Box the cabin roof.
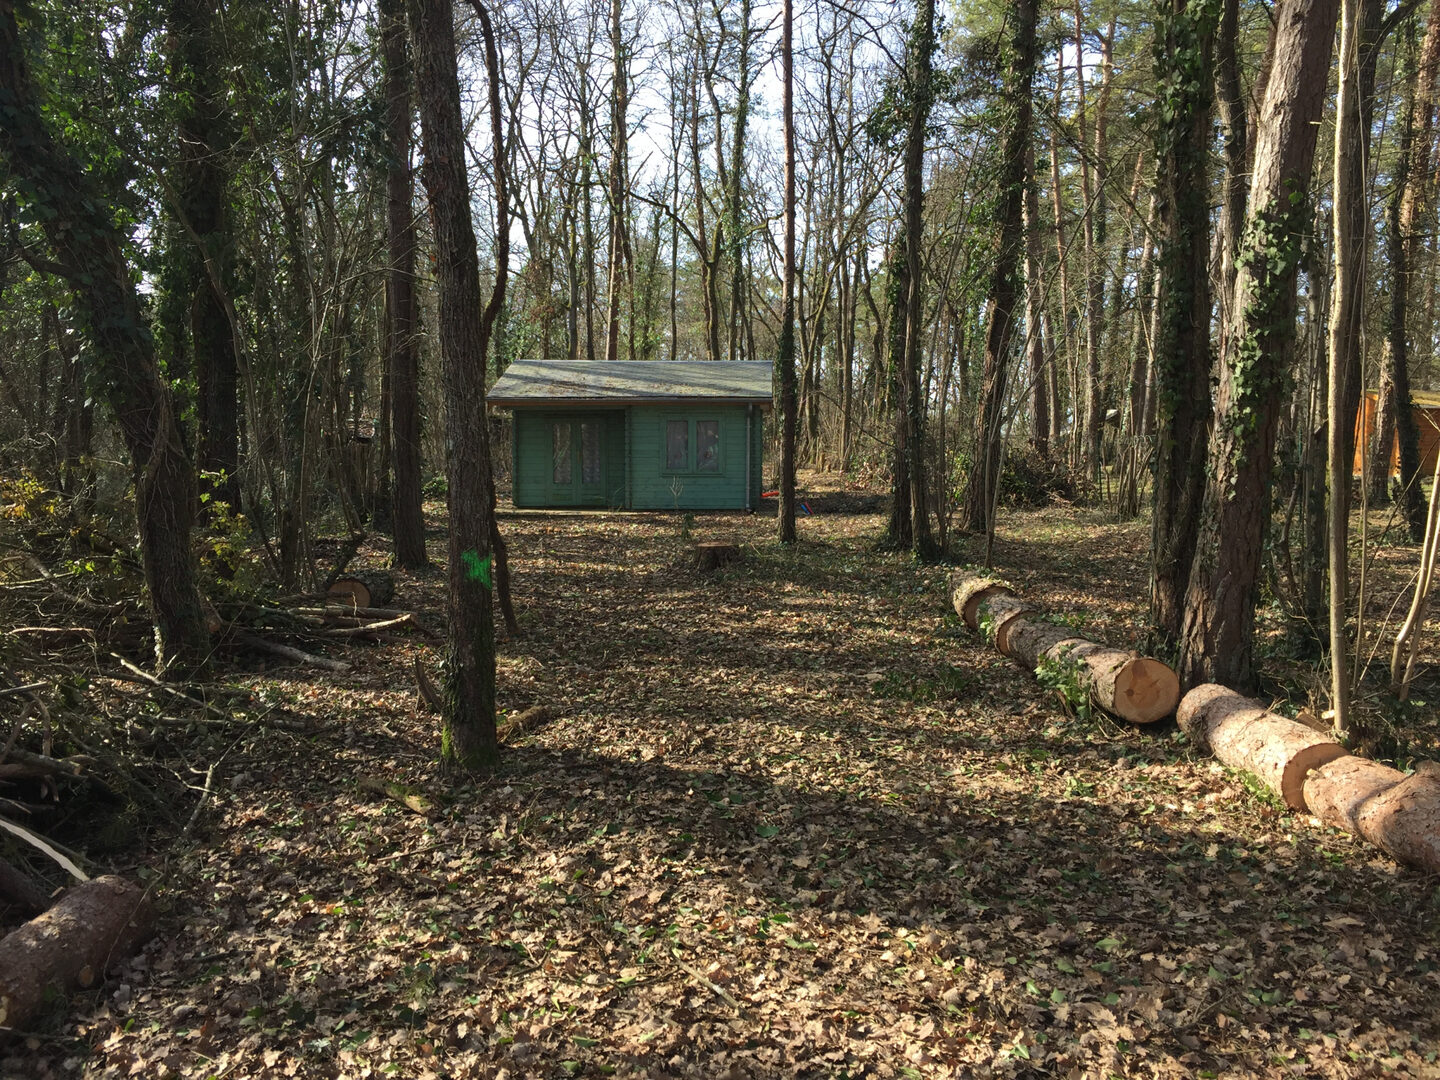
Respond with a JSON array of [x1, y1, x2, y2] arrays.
[[488, 360, 774, 409]]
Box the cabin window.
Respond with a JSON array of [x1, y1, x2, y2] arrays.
[[696, 420, 720, 471], [666, 420, 688, 471], [581, 421, 602, 483], [552, 422, 572, 484]]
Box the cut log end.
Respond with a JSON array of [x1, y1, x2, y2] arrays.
[[328, 570, 396, 609], [1279, 742, 1350, 811], [1111, 657, 1181, 724]]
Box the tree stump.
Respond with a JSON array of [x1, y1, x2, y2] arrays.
[[0, 875, 154, 1034], [1177, 685, 1347, 809], [693, 542, 741, 573], [328, 569, 395, 609]]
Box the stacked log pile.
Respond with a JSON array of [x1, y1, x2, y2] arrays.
[[950, 573, 1180, 725]]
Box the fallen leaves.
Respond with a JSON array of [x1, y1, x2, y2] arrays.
[[6, 487, 1440, 1078]]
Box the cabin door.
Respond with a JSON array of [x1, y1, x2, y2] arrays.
[[548, 417, 605, 506]]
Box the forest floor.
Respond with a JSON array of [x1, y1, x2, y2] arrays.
[[4, 471, 1440, 1079]]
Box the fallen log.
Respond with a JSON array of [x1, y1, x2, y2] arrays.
[[328, 570, 395, 609], [0, 875, 154, 1034], [498, 705, 551, 743], [1177, 685, 1347, 810], [1003, 616, 1179, 725], [1303, 756, 1440, 872], [949, 574, 1015, 632], [231, 631, 352, 674]]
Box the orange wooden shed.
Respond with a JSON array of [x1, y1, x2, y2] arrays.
[[1353, 389, 1440, 478]]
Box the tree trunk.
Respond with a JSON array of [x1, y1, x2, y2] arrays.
[[412, 0, 507, 772], [1150, 0, 1216, 641], [167, 0, 239, 513], [965, 0, 1037, 538], [1327, 0, 1383, 735], [0, 0, 209, 675], [381, 0, 427, 571], [1374, 0, 1440, 539], [604, 0, 629, 365], [1179, 0, 1340, 689], [1214, 0, 1248, 322], [897, 0, 938, 556], [1024, 147, 1050, 460], [778, 0, 798, 544]]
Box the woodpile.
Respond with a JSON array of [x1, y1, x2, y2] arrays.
[[0, 875, 154, 1035], [949, 573, 1180, 724]]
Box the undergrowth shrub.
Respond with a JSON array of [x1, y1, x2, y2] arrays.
[[998, 449, 1077, 508]]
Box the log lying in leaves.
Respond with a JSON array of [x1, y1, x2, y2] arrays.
[[1003, 617, 1180, 725], [949, 574, 1014, 631], [1177, 685, 1347, 810], [948, 574, 1038, 658], [0, 875, 154, 1034], [498, 705, 550, 743], [1302, 756, 1440, 872], [231, 630, 352, 674], [949, 574, 1179, 724], [328, 570, 395, 609]]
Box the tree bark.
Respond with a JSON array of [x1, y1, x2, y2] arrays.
[[0, 0, 209, 675], [412, 0, 507, 771], [381, 0, 427, 571], [965, 0, 1037, 538], [1179, 0, 1340, 689], [778, 0, 798, 544], [0, 876, 155, 1034], [1177, 685, 1346, 808], [1150, 0, 1216, 641], [1374, 0, 1440, 540]]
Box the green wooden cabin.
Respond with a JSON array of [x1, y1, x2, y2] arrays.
[[488, 361, 772, 510]]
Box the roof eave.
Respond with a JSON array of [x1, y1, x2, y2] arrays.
[[488, 396, 774, 411]]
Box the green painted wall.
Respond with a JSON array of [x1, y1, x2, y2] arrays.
[[512, 410, 626, 508], [509, 404, 764, 510], [627, 405, 760, 510]]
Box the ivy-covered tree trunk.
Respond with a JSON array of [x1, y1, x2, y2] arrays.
[[411, 0, 506, 771], [380, 0, 427, 571], [167, 0, 239, 512], [1150, 0, 1217, 642], [885, 0, 936, 556], [1179, 0, 1340, 689], [0, 0, 208, 674], [964, 0, 1037, 539]]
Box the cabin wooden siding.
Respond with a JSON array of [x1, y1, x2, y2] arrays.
[[1353, 391, 1440, 478], [512, 409, 626, 508], [510, 404, 762, 510]]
